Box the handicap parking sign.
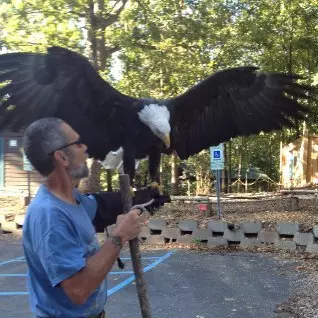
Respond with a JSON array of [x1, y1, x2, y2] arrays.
[[213, 150, 221, 159], [210, 144, 224, 170]]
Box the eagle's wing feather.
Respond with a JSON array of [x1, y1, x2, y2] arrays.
[[167, 67, 313, 159], [0, 47, 138, 159]]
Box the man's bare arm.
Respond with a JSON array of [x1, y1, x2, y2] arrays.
[[61, 209, 141, 304]]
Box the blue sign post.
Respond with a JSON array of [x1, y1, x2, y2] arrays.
[[210, 144, 224, 219]]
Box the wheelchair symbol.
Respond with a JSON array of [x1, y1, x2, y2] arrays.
[[213, 150, 221, 159]]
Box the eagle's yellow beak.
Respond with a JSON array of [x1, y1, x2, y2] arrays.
[[162, 134, 170, 148]]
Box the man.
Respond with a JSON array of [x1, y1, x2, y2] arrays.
[[22, 117, 143, 318]]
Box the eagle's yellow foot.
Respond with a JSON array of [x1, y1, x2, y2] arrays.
[[150, 182, 163, 195]]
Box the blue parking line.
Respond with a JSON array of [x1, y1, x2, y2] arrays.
[[120, 256, 161, 260], [0, 257, 25, 266], [0, 256, 159, 266], [0, 255, 160, 265], [107, 250, 175, 296], [0, 271, 135, 277], [0, 274, 28, 277], [0, 292, 28, 296], [0, 251, 175, 296]]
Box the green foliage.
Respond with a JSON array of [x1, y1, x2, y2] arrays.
[[115, 0, 318, 193], [0, 0, 84, 51], [1, 0, 317, 194], [192, 237, 203, 245]]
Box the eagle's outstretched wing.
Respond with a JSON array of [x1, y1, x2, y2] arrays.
[[167, 67, 314, 159], [0, 46, 137, 159]]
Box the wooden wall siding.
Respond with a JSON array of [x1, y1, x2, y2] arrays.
[[2, 135, 42, 196], [281, 131, 318, 188], [0, 138, 3, 187]]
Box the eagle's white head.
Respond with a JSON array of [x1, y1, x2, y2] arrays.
[[138, 104, 171, 148]]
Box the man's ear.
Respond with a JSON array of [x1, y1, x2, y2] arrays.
[[53, 150, 69, 166]]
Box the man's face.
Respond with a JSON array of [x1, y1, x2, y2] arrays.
[[69, 157, 89, 180], [60, 123, 89, 180]]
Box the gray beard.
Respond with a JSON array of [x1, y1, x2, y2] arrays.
[[69, 162, 89, 180]]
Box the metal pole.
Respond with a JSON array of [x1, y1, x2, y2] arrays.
[[119, 174, 152, 318], [216, 170, 222, 219]]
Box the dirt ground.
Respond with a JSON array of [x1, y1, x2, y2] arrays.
[[152, 197, 318, 232]]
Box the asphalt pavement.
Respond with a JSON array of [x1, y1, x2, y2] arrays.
[[0, 236, 298, 318]]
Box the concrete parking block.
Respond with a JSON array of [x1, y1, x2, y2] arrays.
[[192, 229, 212, 240], [223, 229, 245, 242], [11, 228, 23, 237], [275, 240, 297, 251], [96, 232, 107, 244], [306, 243, 318, 254], [258, 231, 279, 244], [313, 226, 318, 238], [208, 220, 227, 233], [293, 232, 314, 246], [241, 221, 262, 234], [148, 219, 167, 231], [177, 236, 196, 244], [14, 214, 25, 227], [0, 213, 4, 225], [1, 220, 18, 233], [139, 226, 151, 238], [106, 224, 116, 236], [240, 238, 262, 248], [97, 226, 117, 244], [277, 223, 299, 235], [207, 237, 228, 247], [144, 235, 166, 245], [162, 228, 181, 239], [178, 220, 199, 232]]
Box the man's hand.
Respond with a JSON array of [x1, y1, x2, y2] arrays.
[[112, 209, 141, 244]]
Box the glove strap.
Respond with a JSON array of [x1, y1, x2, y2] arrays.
[[130, 198, 155, 214]]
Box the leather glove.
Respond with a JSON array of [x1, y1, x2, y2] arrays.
[[89, 188, 171, 231]]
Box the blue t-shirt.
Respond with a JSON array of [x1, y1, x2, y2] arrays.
[[22, 185, 107, 318]]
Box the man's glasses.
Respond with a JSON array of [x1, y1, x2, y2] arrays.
[[49, 138, 83, 155]]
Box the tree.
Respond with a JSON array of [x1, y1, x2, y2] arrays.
[[0, 0, 132, 192], [1, 0, 317, 194]]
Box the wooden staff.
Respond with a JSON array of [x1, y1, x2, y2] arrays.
[[119, 174, 152, 318]]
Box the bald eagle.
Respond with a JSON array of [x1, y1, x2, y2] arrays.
[[0, 46, 314, 186]]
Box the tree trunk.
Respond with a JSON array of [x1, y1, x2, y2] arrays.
[[237, 138, 243, 193], [159, 155, 163, 185], [81, 0, 129, 194], [243, 137, 248, 193], [227, 140, 232, 193], [171, 152, 178, 195], [106, 169, 113, 192], [223, 143, 227, 193], [78, 158, 102, 193], [79, 1, 106, 194]]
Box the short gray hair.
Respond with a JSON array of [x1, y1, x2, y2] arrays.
[[22, 117, 68, 176]]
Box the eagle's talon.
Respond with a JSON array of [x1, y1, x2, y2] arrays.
[[150, 182, 163, 195]]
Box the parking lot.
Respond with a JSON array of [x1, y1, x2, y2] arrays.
[[0, 236, 298, 318]]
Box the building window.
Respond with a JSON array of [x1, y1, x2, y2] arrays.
[[9, 139, 18, 147]]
